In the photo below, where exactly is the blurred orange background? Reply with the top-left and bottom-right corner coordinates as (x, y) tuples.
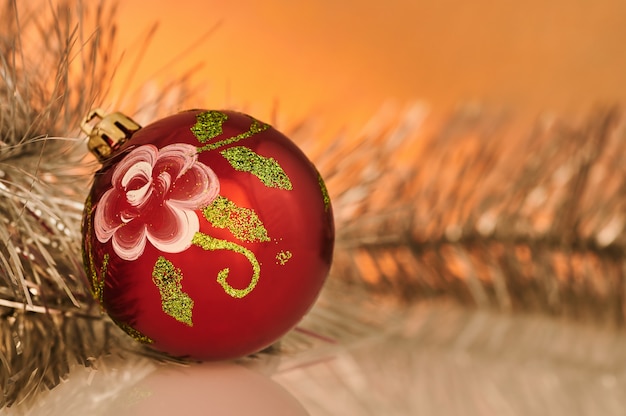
(112, 0), (626, 132)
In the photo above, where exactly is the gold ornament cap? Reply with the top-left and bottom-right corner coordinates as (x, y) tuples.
(81, 109), (141, 162)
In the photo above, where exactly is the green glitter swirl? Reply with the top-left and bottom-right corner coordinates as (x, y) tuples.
(191, 232), (260, 299)
(152, 256), (194, 326)
(220, 146), (293, 190)
(190, 110), (228, 143)
(197, 118), (270, 153)
(203, 196), (270, 243)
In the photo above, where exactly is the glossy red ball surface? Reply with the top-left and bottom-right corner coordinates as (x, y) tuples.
(82, 110), (334, 360)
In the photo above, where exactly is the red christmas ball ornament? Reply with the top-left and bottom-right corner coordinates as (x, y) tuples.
(80, 109), (334, 360)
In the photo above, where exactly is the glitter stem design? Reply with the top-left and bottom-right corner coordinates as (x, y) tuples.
(194, 112), (269, 153)
(114, 320), (154, 344)
(83, 196), (106, 305)
(192, 232), (260, 299)
(318, 171), (331, 211)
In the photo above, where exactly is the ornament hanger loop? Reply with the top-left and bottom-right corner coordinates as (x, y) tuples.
(81, 109), (141, 163)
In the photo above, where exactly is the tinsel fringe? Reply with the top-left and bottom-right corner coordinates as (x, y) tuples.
(319, 103), (626, 324)
(0, 0), (193, 408)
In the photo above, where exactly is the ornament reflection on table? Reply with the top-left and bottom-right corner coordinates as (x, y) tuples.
(107, 361), (309, 416)
(81, 109), (334, 360)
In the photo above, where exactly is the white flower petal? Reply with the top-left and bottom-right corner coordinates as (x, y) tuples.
(158, 143), (198, 179)
(112, 225), (147, 261)
(94, 189), (121, 243)
(113, 145), (158, 188)
(126, 177), (153, 207)
(146, 203), (199, 254)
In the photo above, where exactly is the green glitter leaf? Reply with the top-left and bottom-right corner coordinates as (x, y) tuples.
(203, 195), (270, 243)
(192, 232), (260, 299)
(190, 110), (228, 143)
(152, 256), (194, 326)
(220, 146), (293, 190)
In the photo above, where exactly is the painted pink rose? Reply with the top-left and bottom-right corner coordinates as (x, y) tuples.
(94, 143), (219, 261)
